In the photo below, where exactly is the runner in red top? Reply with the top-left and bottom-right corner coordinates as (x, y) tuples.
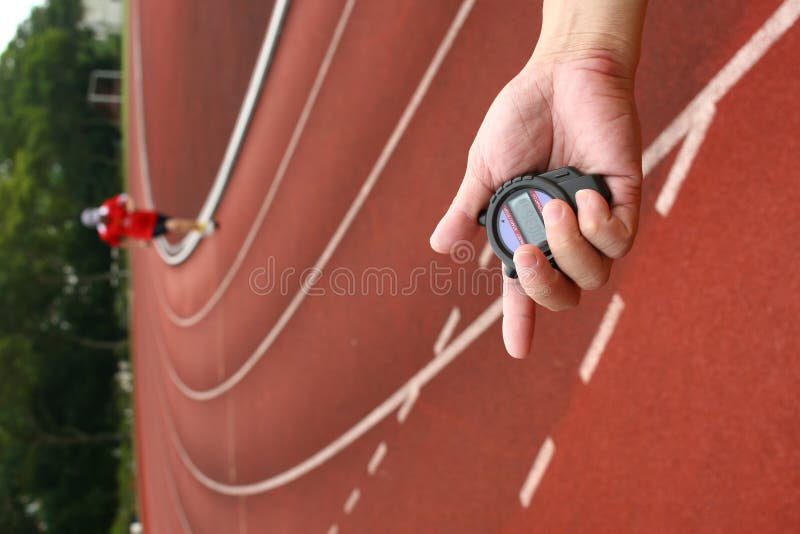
(81, 194), (217, 248)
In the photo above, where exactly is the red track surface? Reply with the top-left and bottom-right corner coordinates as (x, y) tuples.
(128, 1), (800, 532)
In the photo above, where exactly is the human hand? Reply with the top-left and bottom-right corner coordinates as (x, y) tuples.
(430, 50), (643, 358)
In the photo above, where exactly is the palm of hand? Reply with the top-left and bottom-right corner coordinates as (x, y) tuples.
(471, 58), (642, 221)
(431, 57), (643, 358)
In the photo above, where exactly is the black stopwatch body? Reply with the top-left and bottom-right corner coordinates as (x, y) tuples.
(477, 167), (611, 278)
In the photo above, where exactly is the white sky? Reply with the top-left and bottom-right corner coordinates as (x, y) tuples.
(0, 0), (47, 52)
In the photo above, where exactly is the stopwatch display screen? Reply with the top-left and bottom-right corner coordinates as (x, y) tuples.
(496, 189), (553, 253)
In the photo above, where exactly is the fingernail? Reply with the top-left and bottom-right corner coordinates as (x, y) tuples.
(513, 247), (539, 269)
(542, 202), (564, 226)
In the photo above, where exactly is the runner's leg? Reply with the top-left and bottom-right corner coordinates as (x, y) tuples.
(165, 218), (202, 234)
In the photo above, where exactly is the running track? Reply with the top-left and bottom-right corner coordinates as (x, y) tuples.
(127, 1), (800, 532)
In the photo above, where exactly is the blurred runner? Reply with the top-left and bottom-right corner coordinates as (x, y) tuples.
(81, 193), (217, 248)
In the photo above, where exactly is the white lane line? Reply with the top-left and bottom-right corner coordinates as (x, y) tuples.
(643, 0), (800, 180)
(158, 0), (357, 326)
(163, 0), (477, 401)
(433, 307), (461, 356)
(159, 297), (501, 496)
(343, 488), (361, 514)
(152, 0), (800, 503)
(227, 396), (238, 483)
(519, 437), (555, 508)
(478, 241), (494, 268)
(396, 386), (419, 423)
(367, 441), (388, 475)
(133, 0), (290, 265)
(238, 498), (247, 534)
(654, 103), (715, 216)
(327, 525), (338, 534)
(149, 342), (193, 533)
(579, 294), (625, 384)
(160, 431), (194, 534)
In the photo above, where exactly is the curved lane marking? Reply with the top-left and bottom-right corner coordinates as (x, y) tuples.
(155, 0), (357, 326)
(151, 0), (800, 496)
(159, 422), (194, 533)
(158, 296), (500, 496)
(133, 0), (291, 265)
(161, 0), (475, 401)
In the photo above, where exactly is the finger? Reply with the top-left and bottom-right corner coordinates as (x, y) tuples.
(513, 245), (580, 311)
(429, 144), (495, 254)
(542, 200), (611, 291)
(592, 172), (642, 258)
(502, 273), (536, 359)
(575, 188), (636, 259)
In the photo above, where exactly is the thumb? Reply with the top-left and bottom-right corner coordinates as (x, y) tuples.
(430, 145), (495, 254)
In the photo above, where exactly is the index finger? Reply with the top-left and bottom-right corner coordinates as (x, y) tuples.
(502, 273), (536, 359)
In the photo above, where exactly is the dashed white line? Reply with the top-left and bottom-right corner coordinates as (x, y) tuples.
(158, 298), (502, 496)
(518, 437), (555, 508)
(643, 0), (800, 192)
(367, 442), (388, 475)
(151, 1), (800, 521)
(397, 386), (419, 424)
(433, 307), (461, 356)
(344, 488), (361, 514)
(478, 241), (494, 268)
(162, 0), (477, 401)
(579, 294), (625, 384)
(654, 103), (716, 216)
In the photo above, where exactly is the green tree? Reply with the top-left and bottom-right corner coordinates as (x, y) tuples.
(0, 1), (126, 532)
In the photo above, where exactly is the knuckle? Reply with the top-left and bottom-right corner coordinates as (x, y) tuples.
(517, 267), (554, 302)
(542, 290), (581, 312)
(531, 284), (553, 301)
(605, 237), (633, 259)
(580, 216), (603, 243)
(583, 226), (631, 260)
(591, 217), (635, 259)
(548, 226), (583, 252)
(574, 267), (610, 291)
(516, 266), (540, 287)
(529, 270), (581, 311)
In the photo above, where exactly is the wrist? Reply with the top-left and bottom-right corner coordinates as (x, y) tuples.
(530, 0), (648, 78)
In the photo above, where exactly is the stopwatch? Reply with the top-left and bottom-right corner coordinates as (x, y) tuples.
(477, 167), (611, 278)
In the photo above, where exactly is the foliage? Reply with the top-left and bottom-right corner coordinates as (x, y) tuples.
(0, 1), (126, 532)
(109, 352), (135, 534)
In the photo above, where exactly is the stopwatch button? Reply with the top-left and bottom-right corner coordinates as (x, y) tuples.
(477, 211), (487, 226)
(540, 167), (571, 180)
(504, 263), (517, 279)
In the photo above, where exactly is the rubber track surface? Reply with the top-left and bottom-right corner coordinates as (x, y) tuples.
(128, 1), (800, 532)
